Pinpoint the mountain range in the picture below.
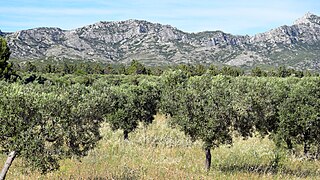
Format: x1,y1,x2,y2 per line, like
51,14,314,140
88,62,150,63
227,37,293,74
1,12,320,70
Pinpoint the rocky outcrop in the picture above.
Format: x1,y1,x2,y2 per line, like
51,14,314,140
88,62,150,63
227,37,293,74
3,13,320,70
251,13,320,45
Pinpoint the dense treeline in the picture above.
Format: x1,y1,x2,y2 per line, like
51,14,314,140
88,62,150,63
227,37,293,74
9,60,319,90
12,58,319,78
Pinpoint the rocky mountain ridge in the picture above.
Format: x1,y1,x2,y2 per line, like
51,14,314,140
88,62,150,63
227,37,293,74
2,13,320,70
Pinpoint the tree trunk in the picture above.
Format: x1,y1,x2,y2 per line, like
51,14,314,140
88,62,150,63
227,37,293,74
0,151,16,180
144,124,148,145
205,148,211,171
285,138,293,150
304,142,310,157
317,144,320,160
303,131,310,157
124,130,129,141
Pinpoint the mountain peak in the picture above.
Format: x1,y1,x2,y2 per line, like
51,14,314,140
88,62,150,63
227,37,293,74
294,12,320,25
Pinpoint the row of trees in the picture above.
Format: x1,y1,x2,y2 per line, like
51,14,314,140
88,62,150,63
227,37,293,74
14,60,152,76
160,71,320,170
0,78,160,179
1,69,319,176
16,60,318,77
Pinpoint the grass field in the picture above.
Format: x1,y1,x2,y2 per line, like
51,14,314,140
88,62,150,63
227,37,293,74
1,114,320,179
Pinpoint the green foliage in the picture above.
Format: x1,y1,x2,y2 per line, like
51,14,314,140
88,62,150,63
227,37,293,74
0,82,109,173
1,67,320,175
11,56,320,78
230,77,256,137
250,67,267,77
161,72,320,165
231,77,292,138
106,79,160,140
159,70,189,117
0,38,10,61
277,77,320,156
25,62,37,72
175,64,207,76
161,72,235,149
219,66,244,76
207,64,220,76
126,60,148,75
0,37,15,81
23,74,49,84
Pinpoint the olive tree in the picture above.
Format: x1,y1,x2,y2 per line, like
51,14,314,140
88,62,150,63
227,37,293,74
161,72,235,171
231,77,291,138
159,70,189,118
230,77,256,138
106,80,160,140
277,77,320,157
0,83,108,179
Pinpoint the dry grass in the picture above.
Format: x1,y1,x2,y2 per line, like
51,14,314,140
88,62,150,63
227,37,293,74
1,114,320,179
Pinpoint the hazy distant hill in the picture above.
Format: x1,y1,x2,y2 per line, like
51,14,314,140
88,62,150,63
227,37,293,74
2,12,320,70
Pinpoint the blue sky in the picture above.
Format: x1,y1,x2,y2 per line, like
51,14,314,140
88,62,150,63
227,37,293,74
1,0,320,35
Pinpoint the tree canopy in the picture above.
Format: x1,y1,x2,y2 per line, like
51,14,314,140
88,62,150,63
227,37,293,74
0,37,15,81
